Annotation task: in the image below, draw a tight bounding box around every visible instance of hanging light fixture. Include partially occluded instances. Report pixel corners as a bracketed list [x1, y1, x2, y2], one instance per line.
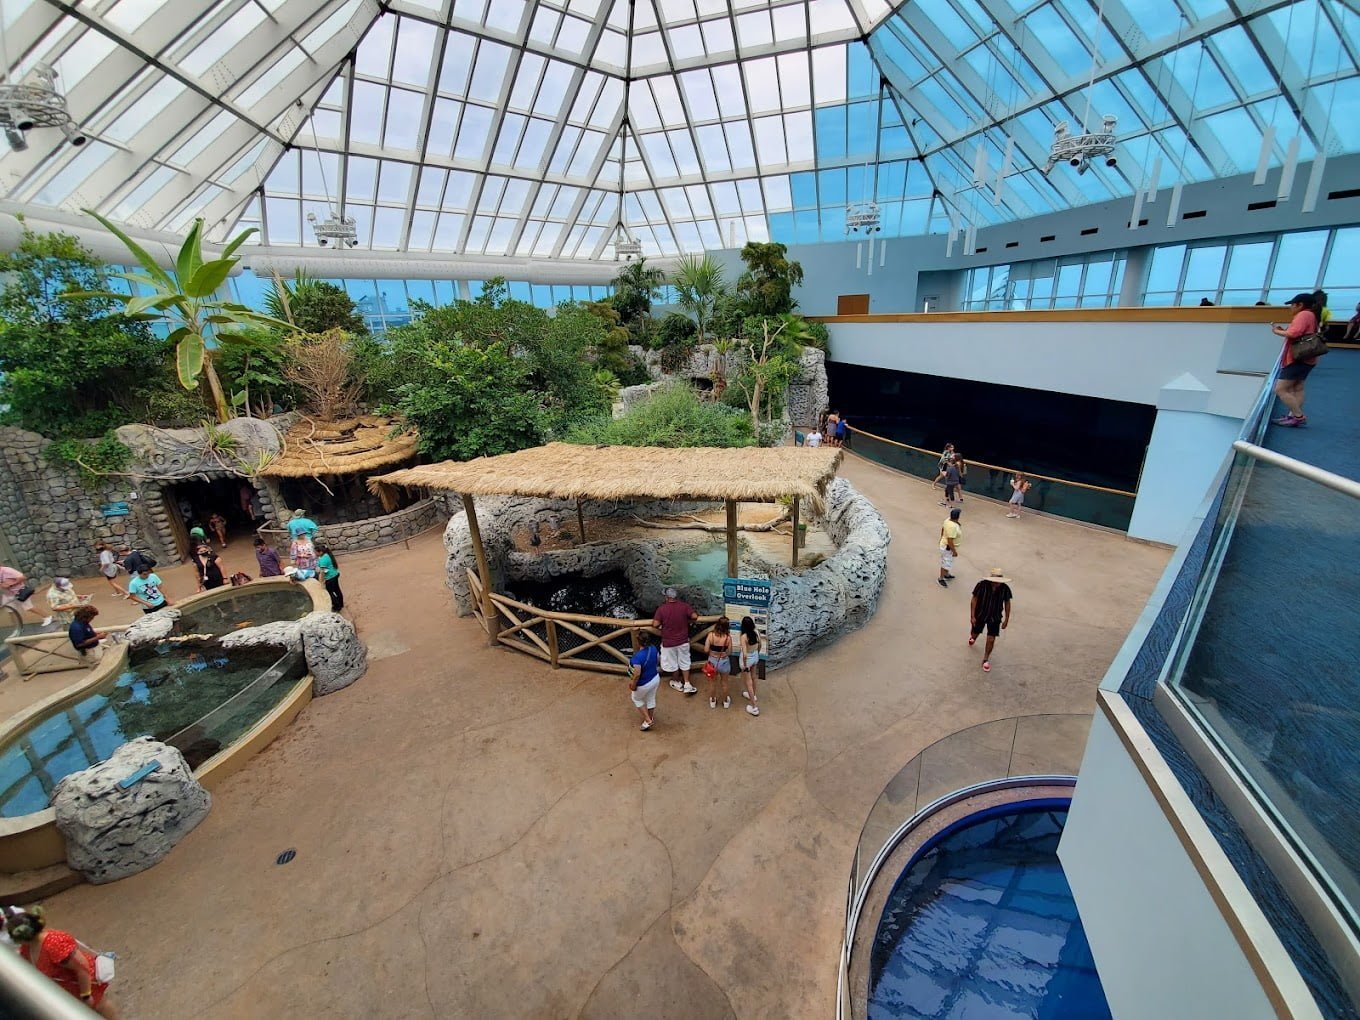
[300, 100, 358, 248]
[847, 79, 888, 274]
[1043, 0, 1116, 175]
[0, 64, 87, 152]
[610, 0, 643, 261]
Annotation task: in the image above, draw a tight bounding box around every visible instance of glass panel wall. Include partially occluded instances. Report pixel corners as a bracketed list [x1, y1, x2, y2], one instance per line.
[961, 251, 1127, 310]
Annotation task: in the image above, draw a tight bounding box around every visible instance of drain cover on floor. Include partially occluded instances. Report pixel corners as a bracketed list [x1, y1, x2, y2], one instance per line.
[276, 849, 297, 865]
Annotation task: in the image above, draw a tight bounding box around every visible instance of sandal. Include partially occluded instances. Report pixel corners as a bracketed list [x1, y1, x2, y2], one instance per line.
[982, 660, 991, 672]
[641, 721, 652, 731]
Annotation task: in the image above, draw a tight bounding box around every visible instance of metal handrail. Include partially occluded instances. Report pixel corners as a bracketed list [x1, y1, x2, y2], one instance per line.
[1232, 440, 1360, 499]
[844, 424, 1138, 496]
[0, 944, 96, 1018]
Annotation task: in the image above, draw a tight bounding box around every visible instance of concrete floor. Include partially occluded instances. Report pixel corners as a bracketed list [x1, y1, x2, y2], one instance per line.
[24, 456, 1170, 1019]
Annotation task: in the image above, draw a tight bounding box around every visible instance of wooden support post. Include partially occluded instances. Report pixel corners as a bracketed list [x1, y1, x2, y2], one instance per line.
[791, 495, 800, 568]
[547, 620, 559, 669]
[576, 499, 587, 543]
[462, 494, 498, 645]
[725, 499, 739, 579]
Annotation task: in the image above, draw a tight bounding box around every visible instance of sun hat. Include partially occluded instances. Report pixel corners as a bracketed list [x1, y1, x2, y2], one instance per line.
[986, 567, 1012, 583]
[189, 526, 206, 538]
[291, 509, 307, 519]
[663, 586, 678, 598]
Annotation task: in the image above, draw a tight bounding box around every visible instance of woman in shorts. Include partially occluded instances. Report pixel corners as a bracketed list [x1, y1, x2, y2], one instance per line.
[1006, 472, 1032, 519]
[95, 542, 125, 594]
[738, 616, 761, 717]
[628, 634, 662, 731]
[704, 617, 733, 710]
[1272, 293, 1320, 427]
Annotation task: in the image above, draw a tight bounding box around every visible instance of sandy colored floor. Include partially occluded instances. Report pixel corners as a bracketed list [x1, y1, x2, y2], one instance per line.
[20, 456, 1169, 1019]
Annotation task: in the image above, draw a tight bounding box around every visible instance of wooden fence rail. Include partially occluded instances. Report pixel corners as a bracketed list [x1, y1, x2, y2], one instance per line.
[466, 568, 723, 675]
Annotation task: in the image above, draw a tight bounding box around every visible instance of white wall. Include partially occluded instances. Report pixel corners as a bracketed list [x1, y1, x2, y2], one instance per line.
[1127, 409, 1243, 544]
[1060, 707, 1321, 1020]
[827, 318, 1278, 418]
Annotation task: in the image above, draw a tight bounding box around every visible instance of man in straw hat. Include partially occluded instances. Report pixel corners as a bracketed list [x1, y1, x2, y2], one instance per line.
[969, 568, 1013, 673]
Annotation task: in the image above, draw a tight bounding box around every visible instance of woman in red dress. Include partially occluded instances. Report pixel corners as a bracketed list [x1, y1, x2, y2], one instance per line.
[7, 907, 118, 1017]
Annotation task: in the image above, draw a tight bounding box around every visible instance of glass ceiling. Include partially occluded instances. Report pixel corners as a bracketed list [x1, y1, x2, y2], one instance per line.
[1, 0, 1356, 261]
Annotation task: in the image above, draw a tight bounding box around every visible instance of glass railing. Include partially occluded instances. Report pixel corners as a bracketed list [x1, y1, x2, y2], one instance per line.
[844, 426, 1137, 531]
[1165, 441, 1360, 933]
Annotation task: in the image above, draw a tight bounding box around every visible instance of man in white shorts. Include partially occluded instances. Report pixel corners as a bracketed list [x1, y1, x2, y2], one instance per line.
[653, 587, 698, 695]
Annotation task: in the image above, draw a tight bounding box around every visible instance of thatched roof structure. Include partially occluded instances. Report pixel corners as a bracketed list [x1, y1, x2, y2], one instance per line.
[369, 442, 842, 513]
[259, 415, 420, 479]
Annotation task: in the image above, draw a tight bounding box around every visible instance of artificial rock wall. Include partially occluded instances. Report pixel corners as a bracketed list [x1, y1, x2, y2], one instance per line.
[442, 479, 889, 670]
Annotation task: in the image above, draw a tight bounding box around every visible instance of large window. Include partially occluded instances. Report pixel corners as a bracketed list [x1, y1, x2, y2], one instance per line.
[961, 251, 1127, 310]
[1140, 227, 1360, 309]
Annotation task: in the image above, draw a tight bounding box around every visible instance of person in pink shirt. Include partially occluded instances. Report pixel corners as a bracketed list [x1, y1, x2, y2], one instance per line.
[1272, 293, 1320, 427]
[0, 565, 50, 625]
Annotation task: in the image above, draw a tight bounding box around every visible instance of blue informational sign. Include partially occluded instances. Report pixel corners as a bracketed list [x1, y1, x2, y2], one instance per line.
[723, 577, 772, 659]
[101, 501, 130, 518]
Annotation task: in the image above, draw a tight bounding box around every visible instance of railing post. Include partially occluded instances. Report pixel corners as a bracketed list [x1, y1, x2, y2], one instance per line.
[791, 495, 801, 567]
[462, 494, 498, 646]
[547, 620, 559, 669]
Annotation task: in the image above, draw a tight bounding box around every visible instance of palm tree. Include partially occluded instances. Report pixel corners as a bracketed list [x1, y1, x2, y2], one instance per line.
[672, 253, 724, 348]
[610, 257, 665, 329]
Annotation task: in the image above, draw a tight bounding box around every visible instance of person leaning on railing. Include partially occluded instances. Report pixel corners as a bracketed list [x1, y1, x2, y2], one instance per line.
[1271, 292, 1321, 428]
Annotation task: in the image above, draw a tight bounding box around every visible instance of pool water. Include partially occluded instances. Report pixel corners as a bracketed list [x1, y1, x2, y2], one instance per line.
[869, 802, 1111, 1020]
[665, 541, 730, 594]
[0, 587, 315, 818]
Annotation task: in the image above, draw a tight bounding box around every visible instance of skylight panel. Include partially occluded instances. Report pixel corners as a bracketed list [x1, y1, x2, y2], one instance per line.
[347, 157, 379, 202]
[111, 164, 179, 220]
[469, 42, 512, 102]
[392, 18, 438, 87]
[711, 65, 745, 113]
[812, 45, 848, 103]
[445, 171, 476, 208]
[595, 30, 627, 67]
[567, 130, 608, 176]
[649, 76, 689, 128]
[1022, 6, 1088, 79]
[302, 150, 341, 198]
[237, 46, 306, 108]
[371, 207, 404, 248]
[536, 63, 573, 117]
[680, 70, 720, 120]
[509, 53, 547, 111]
[745, 58, 783, 114]
[701, 19, 736, 55]
[660, 187, 693, 218]
[557, 16, 592, 54]
[641, 133, 679, 176]
[377, 161, 413, 203]
[105, 0, 169, 35]
[303, 0, 367, 52]
[384, 88, 424, 149]
[669, 23, 705, 60]
[710, 180, 741, 214]
[432, 213, 464, 248]
[356, 15, 397, 78]
[809, 0, 858, 36]
[1206, 27, 1274, 97]
[771, 6, 807, 45]
[695, 124, 731, 171]
[454, 105, 494, 158]
[593, 79, 625, 125]
[570, 0, 604, 18]
[408, 210, 436, 249]
[479, 175, 506, 210]
[630, 82, 664, 129]
[669, 129, 702, 175]
[265, 197, 302, 243]
[268, 149, 302, 195]
[550, 186, 581, 219]
[429, 99, 460, 157]
[416, 168, 447, 206]
[548, 126, 583, 174]
[439, 34, 476, 93]
[486, 0, 526, 32]
[785, 110, 815, 160]
[167, 110, 235, 168]
[493, 114, 528, 163]
[515, 119, 553, 168]
[633, 32, 668, 69]
[735, 11, 775, 50]
[218, 138, 270, 185]
[179, 2, 266, 77]
[103, 76, 186, 144]
[660, 0, 699, 21]
[530, 6, 563, 45]
[777, 52, 812, 107]
[465, 215, 492, 251]
[725, 121, 757, 169]
[753, 115, 788, 164]
[350, 82, 385, 144]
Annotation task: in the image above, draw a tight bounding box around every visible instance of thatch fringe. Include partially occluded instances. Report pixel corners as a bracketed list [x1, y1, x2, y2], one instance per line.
[369, 443, 841, 514]
[259, 415, 419, 479]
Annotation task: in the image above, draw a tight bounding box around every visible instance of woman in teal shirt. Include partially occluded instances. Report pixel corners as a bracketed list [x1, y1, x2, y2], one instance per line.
[315, 541, 343, 612]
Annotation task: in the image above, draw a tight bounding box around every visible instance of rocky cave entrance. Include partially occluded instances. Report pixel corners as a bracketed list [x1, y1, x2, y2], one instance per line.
[162, 477, 261, 557]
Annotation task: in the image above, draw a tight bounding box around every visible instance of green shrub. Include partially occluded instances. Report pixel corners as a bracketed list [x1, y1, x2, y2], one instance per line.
[567, 382, 753, 449]
[44, 431, 132, 485]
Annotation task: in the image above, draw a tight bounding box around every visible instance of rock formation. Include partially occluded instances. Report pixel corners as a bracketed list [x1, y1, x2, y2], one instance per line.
[51, 737, 211, 884]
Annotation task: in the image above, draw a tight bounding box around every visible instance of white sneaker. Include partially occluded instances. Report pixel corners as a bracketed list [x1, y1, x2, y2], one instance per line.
[741, 691, 750, 700]
[723, 697, 732, 709]
[709, 697, 717, 709]
[41, 616, 52, 627]
[668, 679, 684, 693]
[746, 704, 760, 716]
[682, 682, 698, 695]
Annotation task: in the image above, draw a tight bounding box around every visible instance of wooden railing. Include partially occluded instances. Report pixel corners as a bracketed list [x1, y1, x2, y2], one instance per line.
[468, 568, 722, 675]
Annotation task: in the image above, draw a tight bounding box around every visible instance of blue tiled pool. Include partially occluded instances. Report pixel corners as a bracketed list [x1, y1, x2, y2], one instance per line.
[869, 800, 1110, 1019]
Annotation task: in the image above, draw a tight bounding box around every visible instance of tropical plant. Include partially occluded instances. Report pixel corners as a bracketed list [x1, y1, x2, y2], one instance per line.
[267, 271, 369, 335]
[583, 300, 650, 386]
[213, 327, 293, 418]
[610, 256, 666, 333]
[735, 241, 804, 316]
[736, 316, 803, 433]
[672, 253, 725, 347]
[0, 225, 164, 438]
[655, 312, 698, 373]
[567, 382, 753, 448]
[76, 213, 295, 422]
